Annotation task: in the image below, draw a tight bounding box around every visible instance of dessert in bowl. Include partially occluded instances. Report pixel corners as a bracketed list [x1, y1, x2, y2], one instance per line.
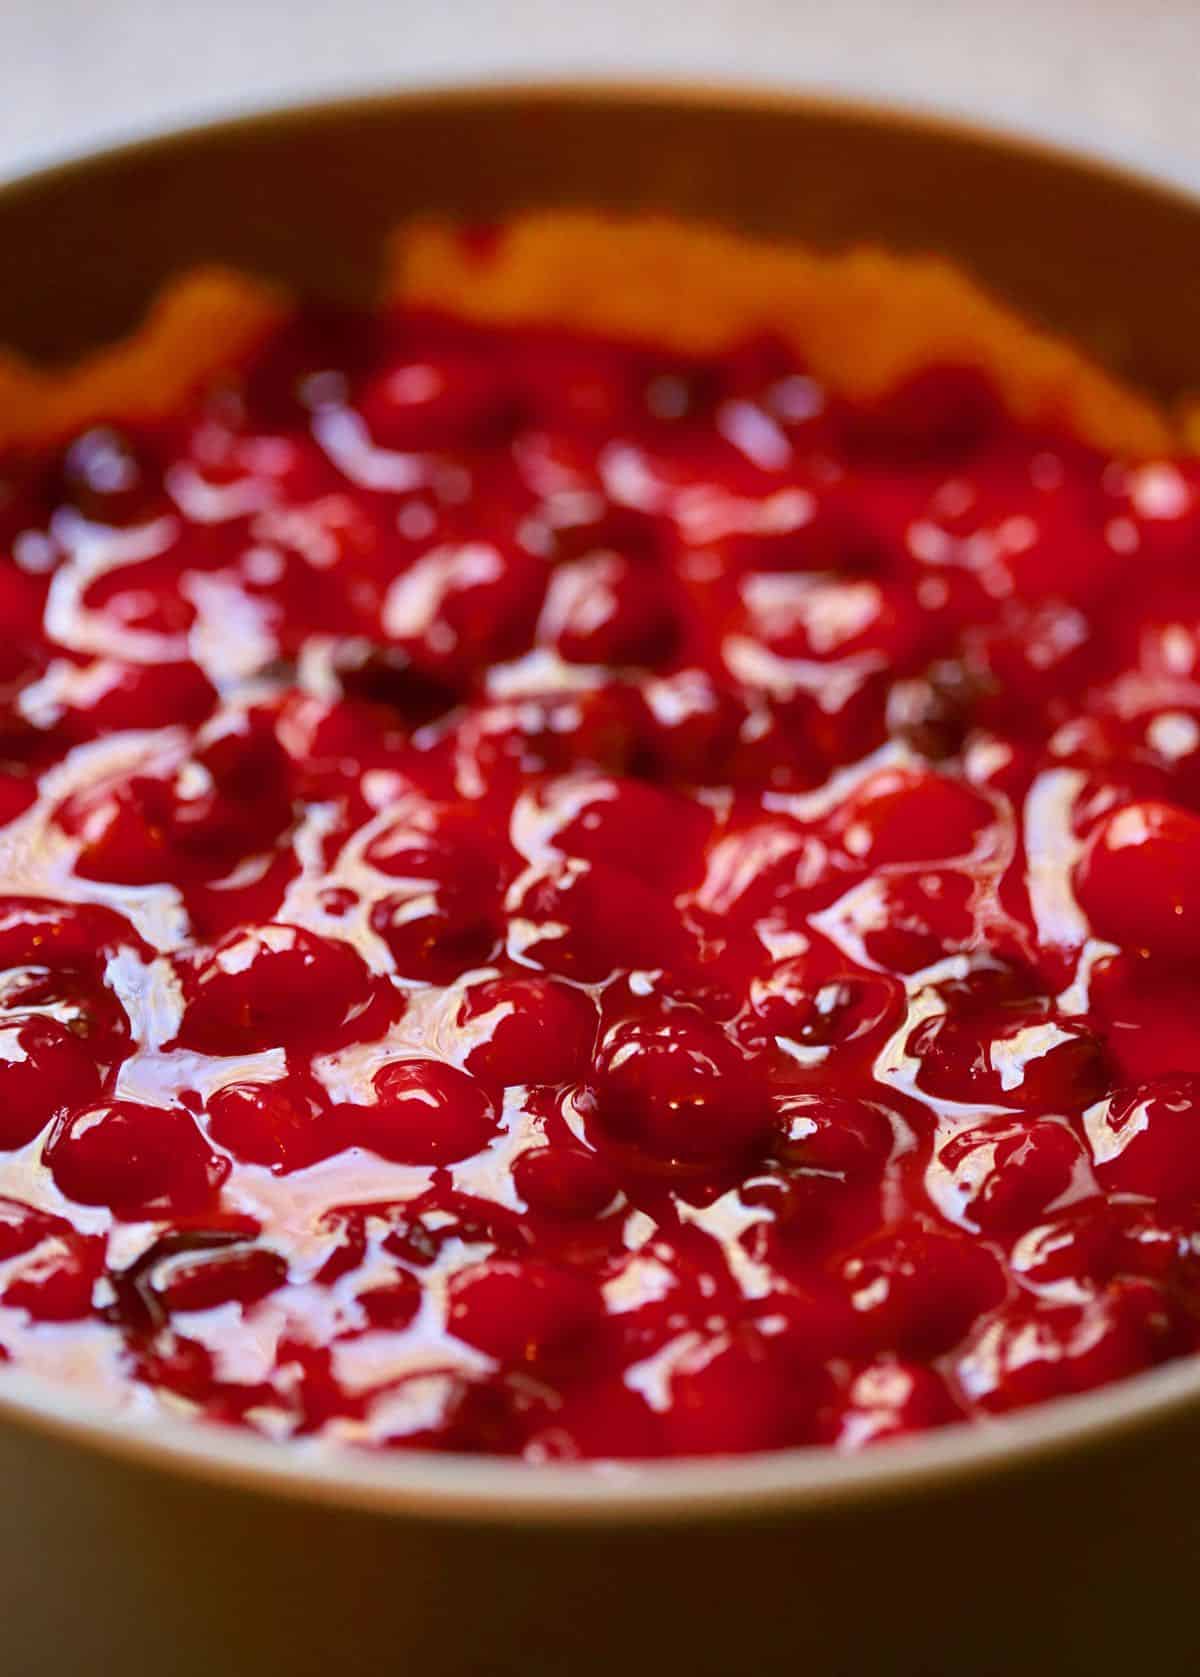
[4, 88, 1200, 1677]
[0, 207, 1198, 1464]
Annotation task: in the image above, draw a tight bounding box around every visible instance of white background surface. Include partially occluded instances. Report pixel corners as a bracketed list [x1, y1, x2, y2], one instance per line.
[1, 0, 1198, 191]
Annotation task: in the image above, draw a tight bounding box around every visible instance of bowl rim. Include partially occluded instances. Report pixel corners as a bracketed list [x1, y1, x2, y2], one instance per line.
[3, 77, 1200, 1525]
[4, 74, 1200, 220]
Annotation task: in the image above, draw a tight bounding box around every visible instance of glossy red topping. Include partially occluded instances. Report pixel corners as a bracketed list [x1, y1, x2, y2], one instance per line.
[0, 295, 1198, 1462]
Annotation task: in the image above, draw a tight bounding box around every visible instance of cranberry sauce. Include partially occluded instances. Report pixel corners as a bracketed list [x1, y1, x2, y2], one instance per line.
[0, 302, 1198, 1460]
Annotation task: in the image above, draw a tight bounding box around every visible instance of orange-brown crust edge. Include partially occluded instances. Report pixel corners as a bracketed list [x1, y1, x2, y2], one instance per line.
[390, 214, 1184, 458]
[0, 268, 287, 452]
[0, 214, 1194, 458]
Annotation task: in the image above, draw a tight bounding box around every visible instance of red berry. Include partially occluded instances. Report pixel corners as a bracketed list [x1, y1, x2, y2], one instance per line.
[456, 974, 597, 1089]
[591, 1009, 772, 1166]
[838, 1224, 1006, 1358]
[506, 857, 695, 982]
[206, 1081, 345, 1172]
[772, 1093, 895, 1180]
[908, 1003, 1107, 1110]
[1089, 953, 1200, 1083]
[369, 889, 501, 984]
[381, 540, 545, 680]
[158, 1246, 289, 1312]
[0, 1016, 100, 1147]
[177, 924, 372, 1052]
[58, 776, 175, 885]
[524, 774, 711, 889]
[1085, 1079, 1200, 1209]
[0, 897, 140, 972]
[832, 765, 992, 867]
[354, 1271, 423, 1332]
[47, 1100, 229, 1218]
[662, 1325, 821, 1456]
[2, 1230, 102, 1321]
[511, 1145, 617, 1220]
[56, 658, 214, 741]
[1075, 800, 1200, 958]
[854, 870, 980, 974]
[934, 1118, 1084, 1234]
[0, 1197, 67, 1260]
[446, 1257, 602, 1365]
[960, 1281, 1176, 1413]
[745, 961, 903, 1056]
[357, 351, 513, 449]
[542, 553, 678, 667]
[822, 1360, 962, 1448]
[352, 1058, 498, 1165]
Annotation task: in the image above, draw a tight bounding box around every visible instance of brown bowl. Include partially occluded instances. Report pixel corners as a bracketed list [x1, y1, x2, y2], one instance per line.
[3, 85, 1200, 1677]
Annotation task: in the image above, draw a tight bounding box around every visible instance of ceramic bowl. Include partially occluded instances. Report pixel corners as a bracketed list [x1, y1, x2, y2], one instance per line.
[3, 86, 1199, 1677]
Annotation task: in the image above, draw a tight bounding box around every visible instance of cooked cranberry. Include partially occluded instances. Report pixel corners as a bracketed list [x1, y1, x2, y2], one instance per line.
[772, 1093, 894, 1179]
[0, 1016, 100, 1148]
[83, 554, 197, 639]
[365, 806, 509, 981]
[909, 1004, 1107, 1110]
[838, 1225, 1006, 1357]
[1090, 953, 1200, 1083]
[742, 574, 927, 669]
[177, 924, 372, 1052]
[0, 1197, 68, 1259]
[843, 366, 1001, 460]
[370, 888, 500, 984]
[206, 1080, 344, 1172]
[637, 668, 744, 779]
[661, 1325, 823, 1455]
[1008, 1207, 1119, 1289]
[0, 898, 140, 973]
[526, 774, 711, 889]
[591, 1010, 772, 1166]
[46, 1100, 229, 1218]
[456, 975, 597, 1088]
[191, 707, 291, 811]
[935, 1118, 1084, 1234]
[1075, 800, 1200, 958]
[511, 1144, 618, 1220]
[2, 1230, 102, 1321]
[1086, 1080, 1200, 1209]
[357, 351, 513, 449]
[831, 765, 992, 866]
[58, 775, 175, 885]
[352, 1058, 498, 1165]
[355, 1271, 423, 1332]
[131, 1330, 220, 1407]
[0, 966, 130, 1065]
[521, 1375, 663, 1461]
[446, 1257, 602, 1366]
[961, 1281, 1177, 1413]
[543, 553, 678, 667]
[59, 426, 160, 525]
[506, 857, 694, 981]
[822, 1359, 963, 1448]
[857, 870, 980, 973]
[746, 962, 903, 1055]
[158, 1246, 288, 1312]
[517, 343, 642, 438]
[57, 659, 215, 741]
[381, 540, 545, 680]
